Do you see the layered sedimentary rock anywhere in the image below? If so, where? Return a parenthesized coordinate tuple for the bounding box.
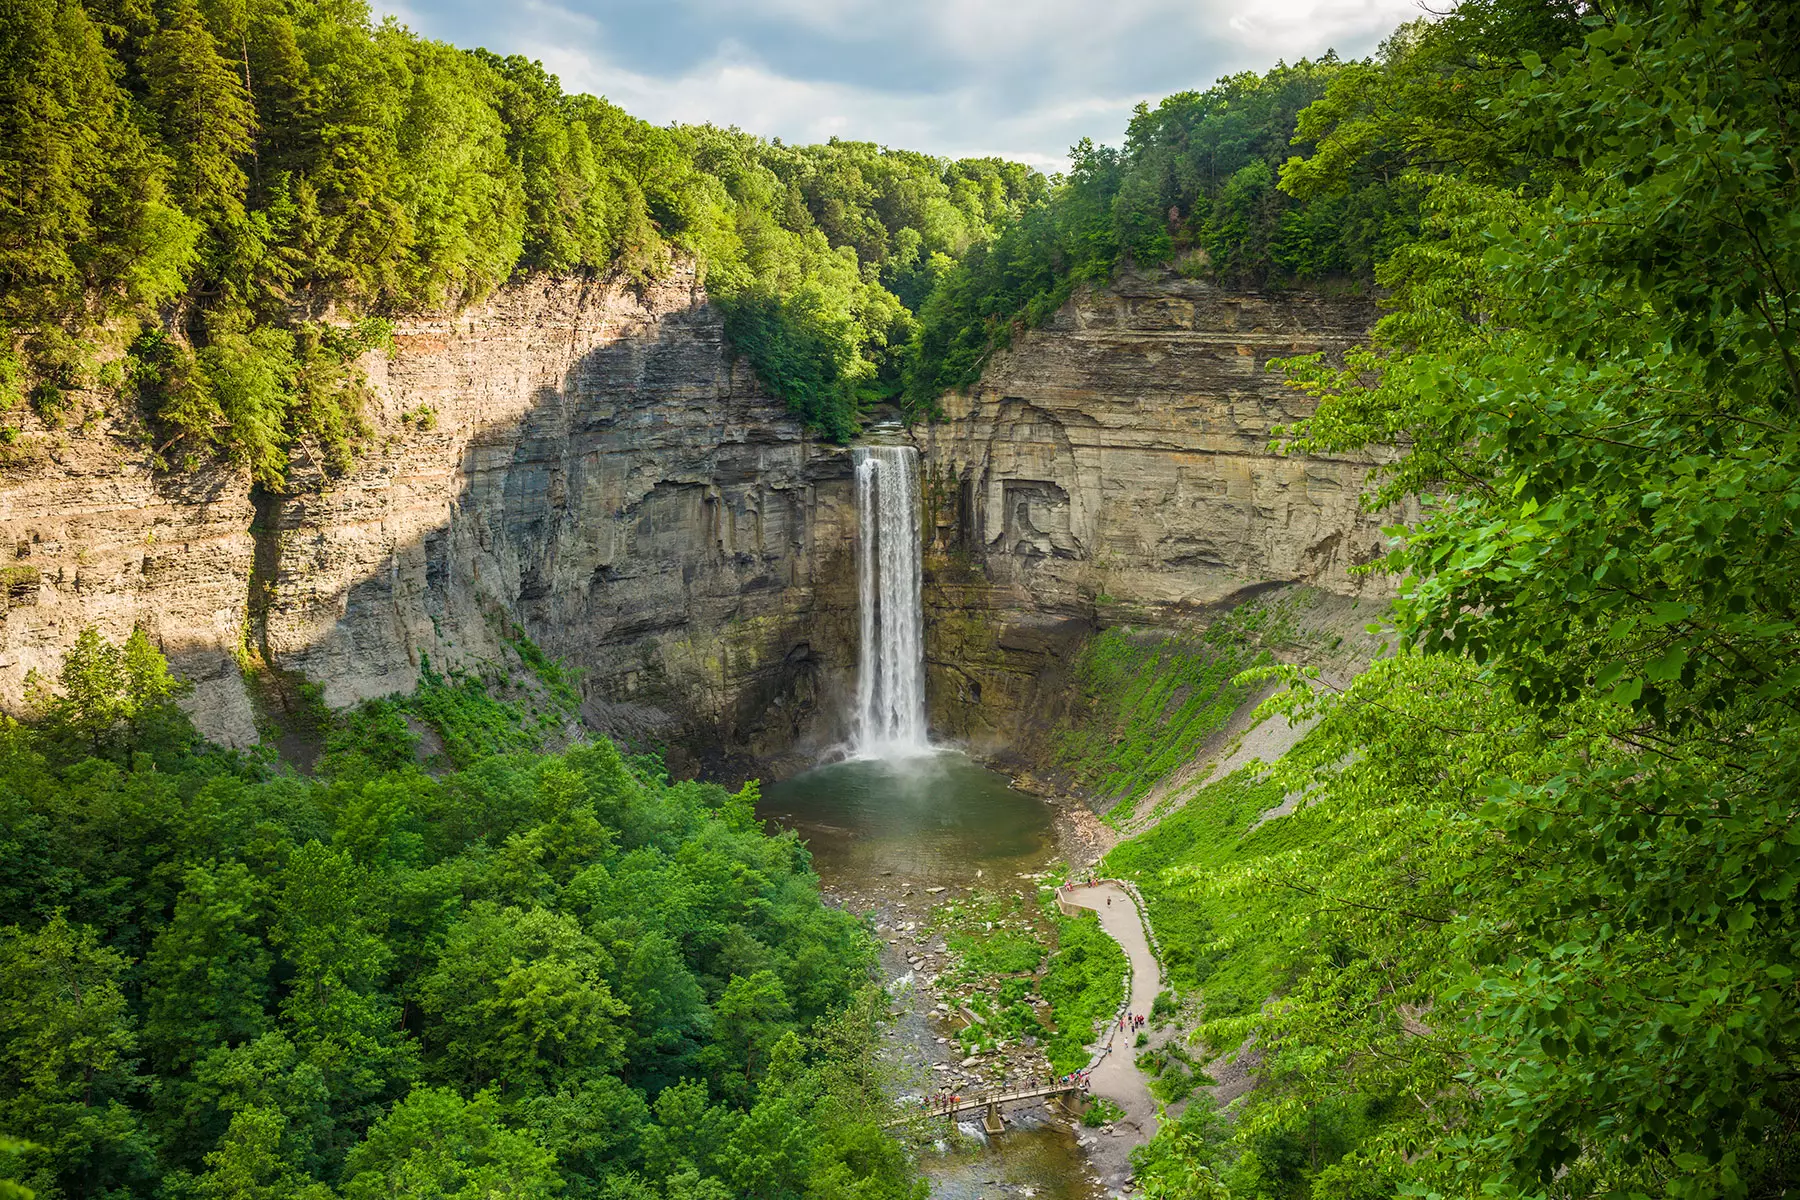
(0, 451, 260, 745)
(919, 271, 1389, 754)
(0, 265, 1387, 771)
(0, 271, 861, 760)
(267, 270, 860, 763)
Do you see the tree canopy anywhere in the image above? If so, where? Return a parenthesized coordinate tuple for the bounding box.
(1105, 1, 1800, 1196)
(0, 1, 1043, 471)
(0, 628, 921, 1200)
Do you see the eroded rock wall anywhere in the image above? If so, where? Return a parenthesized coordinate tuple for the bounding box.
(920, 271, 1391, 756)
(0, 271, 861, 763)
(266, 271, 861, 764)
(0, 266, 1389, 773)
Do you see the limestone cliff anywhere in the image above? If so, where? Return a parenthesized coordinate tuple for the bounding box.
(0, 270, 861, 764)
(918, 271, 1391, 757)
(0, 267, 1386, 775)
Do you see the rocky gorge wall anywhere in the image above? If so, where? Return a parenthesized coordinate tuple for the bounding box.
(918, 271, 1391, 758)
(0, 270, 861, 765)
(0, 266, 1387, 774)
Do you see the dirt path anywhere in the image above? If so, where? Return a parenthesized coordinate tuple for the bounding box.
(1062, 881, 1163, 1168)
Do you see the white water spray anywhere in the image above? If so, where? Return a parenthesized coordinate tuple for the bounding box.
(853, 445, 929, 757)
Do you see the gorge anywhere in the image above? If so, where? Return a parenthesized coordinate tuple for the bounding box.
(6, 3, 1794, 1197)
(0, 270, 1385, 776)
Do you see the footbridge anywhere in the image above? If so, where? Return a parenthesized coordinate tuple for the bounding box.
(890, 1080, 1091, 1134)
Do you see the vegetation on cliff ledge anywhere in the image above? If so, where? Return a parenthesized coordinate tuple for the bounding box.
(0, 629, 920, 1200)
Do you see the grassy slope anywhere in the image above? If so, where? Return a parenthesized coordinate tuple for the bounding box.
(1050, 601, 1295, 825)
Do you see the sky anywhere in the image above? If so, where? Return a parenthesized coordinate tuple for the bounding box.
(380, 0, 1432, 173)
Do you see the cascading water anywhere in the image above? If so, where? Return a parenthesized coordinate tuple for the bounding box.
(852, 444, 930, 757)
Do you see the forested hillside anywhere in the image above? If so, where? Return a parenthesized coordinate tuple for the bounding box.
(901, 55, 1418, 409)
(1, 0, 1041, 468)
(0, 630, 920, 1199)
(1083, 1, 1800, 1197)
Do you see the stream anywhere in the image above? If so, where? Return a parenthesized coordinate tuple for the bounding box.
(759, 752, 1105, 1200)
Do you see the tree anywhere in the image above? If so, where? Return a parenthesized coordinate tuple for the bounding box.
(338, 1087, 558, 1200)
(0, 1135, 41, 1200)
(191, 1105, 333, 1200)
(417, 903, 627, 1096)
(141, 0, 255, 231)
(23, 626, 190, 755)
(711, 970, 792, 1091)
(270, 841, 415, 1164)
(0, 914, 151, 1197)
(141, 861, 272, 1073)
(1251, 0, 1800, 1193)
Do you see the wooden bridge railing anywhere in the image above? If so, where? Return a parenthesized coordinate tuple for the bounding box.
(886, 1080, 1091, 1129)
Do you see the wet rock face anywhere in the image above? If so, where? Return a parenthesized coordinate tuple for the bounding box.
(0, 272, 861, 762)
(920, 271, 1392, 755)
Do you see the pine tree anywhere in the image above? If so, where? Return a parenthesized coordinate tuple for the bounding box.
(143, 0, 254, 230)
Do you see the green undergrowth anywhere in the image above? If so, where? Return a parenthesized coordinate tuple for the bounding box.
(927, 892, 1052, 1056)
(1054, 602, 1291, 822)
(1139, 1040, 1207, 1104)
(326, 630, 584, 774)
(1082, 1097, 1127, 1127)
(946, 928, 1045, 977)
(1039, 899, 1127, 1074)
(1102, 759, 1378, 1187)
(926, 887, 1127, 1071)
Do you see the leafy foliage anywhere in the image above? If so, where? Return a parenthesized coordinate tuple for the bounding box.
(1039, 907, 1126, 1074)
(1116, 1, 1800, 1197)
(0, 5, 1043, 472)
(0, 631, 920, 1200)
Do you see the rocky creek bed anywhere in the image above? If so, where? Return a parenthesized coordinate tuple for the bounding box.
(758, 751, 1150, 1199)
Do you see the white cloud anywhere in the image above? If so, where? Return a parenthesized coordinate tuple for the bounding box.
(386, 0, 1432, 169)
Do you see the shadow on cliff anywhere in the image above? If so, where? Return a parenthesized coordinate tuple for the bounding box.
(250, 286, 863, 780)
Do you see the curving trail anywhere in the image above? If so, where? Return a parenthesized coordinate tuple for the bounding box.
(1061, 880, 1163, 1143)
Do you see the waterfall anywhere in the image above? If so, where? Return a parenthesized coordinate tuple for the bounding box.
(853, 444, 929, 757)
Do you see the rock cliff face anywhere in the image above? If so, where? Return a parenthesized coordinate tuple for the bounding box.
(265, 271, 861, 764)
(0, 267, 1386, 773)
(0, 271, 862, 763)
(918, 272, 1390, 756)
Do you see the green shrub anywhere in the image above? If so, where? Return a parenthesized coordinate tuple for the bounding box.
(1082, 1097, 1126, 1127)
(1040, 907, 1126, 1074)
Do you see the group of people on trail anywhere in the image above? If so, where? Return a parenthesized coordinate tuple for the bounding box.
(1119, 1013, 1146, 1034)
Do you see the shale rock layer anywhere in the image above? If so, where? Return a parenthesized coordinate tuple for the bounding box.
(0, 269, 1382, 768)
(920, 273, 1388, 755)
(0, 272, 859, 759)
